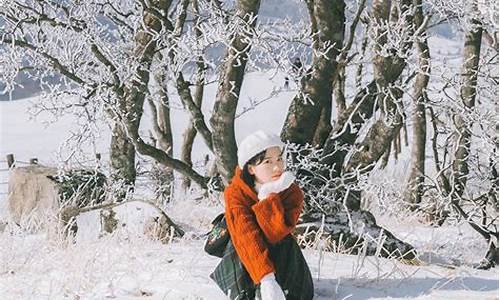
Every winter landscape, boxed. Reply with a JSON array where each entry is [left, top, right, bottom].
[[0, 0, 499, 299]]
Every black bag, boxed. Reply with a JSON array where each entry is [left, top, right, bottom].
[[267, 235, 314, 300], [204, 213, 230, 258], [210, 235, 314, 300], [210, 239, 256, 299]]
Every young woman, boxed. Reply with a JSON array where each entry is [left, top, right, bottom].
[[211, 130, 314, 300]]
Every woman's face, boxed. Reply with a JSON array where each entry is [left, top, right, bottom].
[[248, 146, 285, 184]]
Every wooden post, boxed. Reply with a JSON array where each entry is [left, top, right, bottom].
[[95, 153, 102, 169], [6, 154, 14, 168], [30, 158, 38, 165]]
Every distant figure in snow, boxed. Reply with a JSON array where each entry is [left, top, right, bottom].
[[210, 131, 314, 300], [284, 57, 304, 89]]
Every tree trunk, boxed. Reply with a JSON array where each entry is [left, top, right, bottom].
[[297, 0, 418, 257], [120, 4, 209, 189], [150, 69, 174, 204], [321, 0, 413, 179], [346, 100, 403, 173], [312, 104, 333, 147], [452, 18, 482, 198], [180, 63, 205, 189], [312, 64, 346, 147], [281, 0, 345, 145], [112, 3, 164, 200], [210, 0, 261, 183], [404, 0, 429, 207], [334, 66, 346, 118], [181, 126, 196, 190], [110, 122, 136, 201], [116, 2, 208, 189], [320, 81, 378, 177], [445, 4, 496, 268], [297, 210, 415, 260], [181, 0, 206, 190], [346, 0, 413, 172]]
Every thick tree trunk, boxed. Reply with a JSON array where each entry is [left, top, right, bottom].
[[110, 123, 136, 201], [297, 210, 415, 260], [150, 70, 174, 203], [312, 65, 346, 147], [320, 81, 378, 177], [297, 0, 418, 258], [312, 104, 333, 147], [347, 0, 412, 174], [334, 66, 346, 118], [113, 3, 164, 200], [281, 0, 345, 145], [404, 0, 429, 207], [346, 99, 404, 173], [321, 0, 413, 178], [210, 0, 261, 182], [108, 5, 167, 200]]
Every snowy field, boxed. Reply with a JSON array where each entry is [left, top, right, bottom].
[[0, 36, 498, 299], [0, 225, 498, 300]]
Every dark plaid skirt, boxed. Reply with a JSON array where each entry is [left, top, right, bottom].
[[210, 235, 314, 300]]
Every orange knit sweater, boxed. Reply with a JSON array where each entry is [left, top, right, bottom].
[[224, 167, 304, 284]]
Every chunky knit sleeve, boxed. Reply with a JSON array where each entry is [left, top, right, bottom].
[[251, 183, 304, 244], [224, 186, 275, 284]]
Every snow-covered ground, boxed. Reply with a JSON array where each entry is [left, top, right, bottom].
[[0, 215, 498, 300], [0, 36, 498, 299]]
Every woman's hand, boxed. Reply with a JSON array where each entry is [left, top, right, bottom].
[[258, 171, 296, 200], [259, 273, 286, 300]]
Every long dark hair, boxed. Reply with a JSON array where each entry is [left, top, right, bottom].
[[241, 150, 267, 187]]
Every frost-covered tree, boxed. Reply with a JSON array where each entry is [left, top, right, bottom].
[[278, 0, 420, 259], [0, 0, 253, 198], [0, 0, 202, 200], [421, 0, 499, 268], [1, 0, 498, 267], [280, 0, 498, 266]]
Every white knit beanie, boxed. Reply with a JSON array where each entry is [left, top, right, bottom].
[[237, 130, 285, 169]]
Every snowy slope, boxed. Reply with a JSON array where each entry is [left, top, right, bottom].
[[0, 225, 497, 300]]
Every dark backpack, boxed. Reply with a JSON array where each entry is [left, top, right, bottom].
[[204, 213, 230, 258]]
